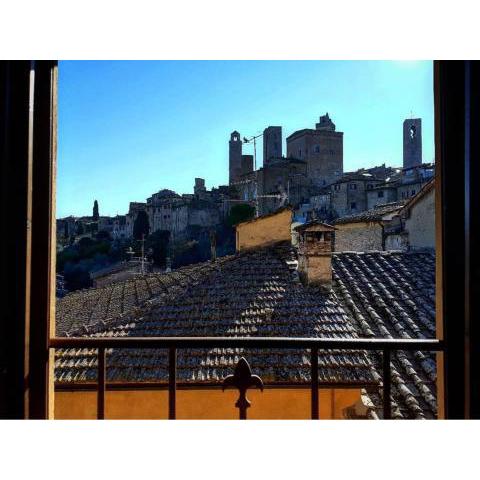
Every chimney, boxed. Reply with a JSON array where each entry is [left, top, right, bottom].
[[294, 221, 335, 290]]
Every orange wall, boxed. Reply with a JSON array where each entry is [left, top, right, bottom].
[[55, 387, 361, 420], [236, 209, 292, 252]]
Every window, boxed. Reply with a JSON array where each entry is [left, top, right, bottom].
[[334, 184, 341, 191], [350, 202, 356, 210], [314, 145, 320, 153], [367, 184, 373, 190], [349, 183, 357, 190], [410, 124, 416, 139], [412, 189, 416, 196], [298, 149, 302, 157], [378, 191, 384, 198]]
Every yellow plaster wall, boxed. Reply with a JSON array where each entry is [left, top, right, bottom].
[[236, 209, 292, 252], [55, 387, 361, 420]]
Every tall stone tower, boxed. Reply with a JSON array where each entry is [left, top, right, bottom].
[[403, 118, 422, 168], [263, 126, 282, 166], [286, 113, 343, 186], [229, 131, 242, 184]]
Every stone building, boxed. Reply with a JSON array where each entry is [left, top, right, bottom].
[[263, 126, 282, 166], [330, 172, 384, 218], [334, 178, 435, 252], [334, 201, 405, 252], [366, 183, 400, 210], [232, 156, 313, 217], [112, 215, 128, 239], [56, 216, 77, 240], [241, 154, 254, 175], [403, 118, 422, 168], [367, 163, 434, 210], [193, 177, 206, 197], [286, 113, 343, 187], [398, 178, 435, 251], [145, 182, 228, 241]]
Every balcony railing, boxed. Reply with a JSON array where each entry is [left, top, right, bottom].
[[49, 336, 444, 420]]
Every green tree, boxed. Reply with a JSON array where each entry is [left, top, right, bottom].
[[146, 230, 170, 266], [133, 210, 150, 240], [226, 204, 255, 227], [93, 200, 99, 221]]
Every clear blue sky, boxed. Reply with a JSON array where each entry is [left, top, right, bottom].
[[57, 60, 434, 218]]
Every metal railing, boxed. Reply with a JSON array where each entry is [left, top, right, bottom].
[[49, 336, 444, 420]]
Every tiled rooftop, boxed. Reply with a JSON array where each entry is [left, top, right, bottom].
[[55, 243, 375, 386], [55, 243, 437, 419], [334, 251, 437, 419], [334, 201, 406, 225]]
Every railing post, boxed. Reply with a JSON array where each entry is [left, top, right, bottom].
[[311, 347, 319, 419], [382, 349, 391, 420], [97, 347, 106, 420], [168, 347, 176, 420]]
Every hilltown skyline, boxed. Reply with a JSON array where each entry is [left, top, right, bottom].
[[57, 61, 434, 218]]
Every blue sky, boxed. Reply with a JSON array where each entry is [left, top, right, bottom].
[[57, 60, 434, 218]]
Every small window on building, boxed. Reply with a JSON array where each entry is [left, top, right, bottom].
[[378, 191, 384, 198], [334, 184, 340, 191], [314, 145, 320, 153], [298, 149, 302, 157], [349, 183, 357, 190], [367, 184, 372, 190], [350, 202, 356, 210], [412, 189, 416, 196]]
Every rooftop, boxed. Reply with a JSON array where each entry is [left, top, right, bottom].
[[56, 243, 437, 419], [334, 201, 406, 225]]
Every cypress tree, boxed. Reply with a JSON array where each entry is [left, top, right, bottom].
[[93, 200, 99, 221]]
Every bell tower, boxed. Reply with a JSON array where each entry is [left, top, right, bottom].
[[229, 131, 242, 184], [403, 118, 422, 168]]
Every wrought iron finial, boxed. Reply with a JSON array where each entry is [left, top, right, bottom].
[[222, 357, 264, 420]]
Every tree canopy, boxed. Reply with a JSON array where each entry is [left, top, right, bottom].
[[133, 210, 150, 240], [226, 204, 255, 227]]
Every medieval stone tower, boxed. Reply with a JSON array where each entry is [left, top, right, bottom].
[[286, 113, 343, 187], [229, 131, 242, 184], [403, 118, 422, 168], [263, 126, 282, 166]]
